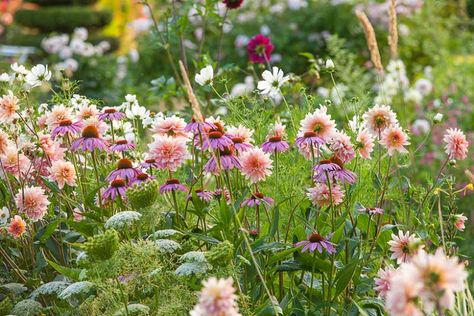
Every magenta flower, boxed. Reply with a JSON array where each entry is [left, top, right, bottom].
[[360, 207, 384, 215], [187, 189, 214, 203], [247, 34, 274, 64], [295, 131, 325, 148], [129, 172, 154, 186], [160, 178, 187, 194], [102, 178, 128, 201], [202, 130, 233, 151], [140, 158, 160, 170], [98, 108, 125, 121], [262, 136, 290, 153], [295, 232, 336, 254], [241, 192, 274, 208], [71, 125, 109, 152], [204, 146, 241, 174], [106, 158, 140, 182], [223, 0, 244, 9], [313, 157, 357, 184], [51, 119, 83, 139], [230, 136, 253, 152], [184, 117, 216, 134], [110, 139, 136, 152]]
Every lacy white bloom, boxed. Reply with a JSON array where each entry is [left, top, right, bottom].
[[30, 281, 70, 299], [148, 229, 182, 239], [155, 239, 181, 253], [180, 251, 207, 263], [25, 64, 52, 88], [104, 211, 142, 230], [175, 262, 210, 276], [257, 67, 289, 97], [195, 65, 214, 86], [190, 277, 241, 316], [58, 281, 94, 300]]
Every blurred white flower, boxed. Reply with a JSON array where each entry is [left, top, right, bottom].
[[0, 207, 10, 225], [288, 0, 308, 10], [405, 88, 422, 105], [325, 58, 335, 70], [26, 65, 52, 87], [230, 76, 254, 98], [257, 67, 289, 97], [412, 119, 430, 135], [0, 73, 10, 82], [433, 113, 443, 123], [195, 65, 214, 86], [414, 78, 432, 96], [11, 63, 28, 75]]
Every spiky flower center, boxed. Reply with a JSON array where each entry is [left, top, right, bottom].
[[104, 108, 117, 114], [232, 137, 244, 143], [111, 179, 126, 187], [117, 158, 133, 170], [82, 125, 99, 138], [166, 178, 180, 185], [137, 173, 149, 181], [116, 139, 128, 145], [309, 232, 324, 243], [59, 119, 72, 126], [209, 131, 223, 139], [304, 131, 317, 138], [269, 136, 282, 142]]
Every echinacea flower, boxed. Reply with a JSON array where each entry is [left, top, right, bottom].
[[106, 158, 140, 182], [262, 122, 290, 153], [204, 146, 241, 174], [0, 91, 19, 122], [313, 156, 357, 184], [140, 158, 160, 170], [71, 125, 109, 152], [363, 104, 398, 135], [15, 186, 50, 221], [247, 34, 274, 64], [185, 117, 216, 134], [356, 129, 375, 159], [453, 213, 468, 231], [48, 160, 77, 189], [195, 65, 214, 86], [226, 125, 254, 153], [295, 232, 336, 254], [188, 189, 214, 203], [222, 0, 244, 9], [110, 139, 136, 152], [388, 231, 423, 264], [307, 183, 344, 207], [45, 104, 73, 130], [7, 215, 26, 238], [380, 125, 410, 156], [374, 265, 394, 298], [201, 129, 233, 151], [159, 178, 187, 194], [51, 119, 83, 139], [129, 172, 154, 186], [239, 147, 272, 183], [257, 67, 289, 97], [190, 277, 241, 316], [98, 107, 125, 121], [147, 135, 189, 171], [443, 128, 469, 160], [102, 178, 128, 202], [241, 192, 274, 208]]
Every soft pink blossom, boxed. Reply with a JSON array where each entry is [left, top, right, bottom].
[[239, 147, 273, 183], [307, 183, 344, 207], [147, 135, 189, 171], [299, 106, 336, 142], [152, 115, 190, 139], [388, 230, 423, 264], [190, 277, 241, 316], [0, 91, 19, 122], [374, 266, 394, 298], [380, 125, 410, 155], [329, 130, 355, 162], [15, 186, 50, 221], [48, 160, 77, 189], [443, 128, 469, 160], [363, 104, 398, 135], [386, 267, 423, 316], [7, 215, 26, 238], [356, 129, 375, 159]]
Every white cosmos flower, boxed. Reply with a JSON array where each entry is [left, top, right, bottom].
[[25, 64, 52, 87], [125, 103, 149, 120], [257, 67, 289, 97], [0, 207, 10, 226], [195, 65, 214, 86], [0, 73, 10, 82], [11, 63, 28, 75]]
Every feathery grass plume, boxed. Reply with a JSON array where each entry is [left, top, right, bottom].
[[179, 60, 204, 122], [355, 10, 384, 74], [388, 0, 398, 60]]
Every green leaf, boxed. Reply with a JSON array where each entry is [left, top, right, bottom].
[[41, 176, 60, 193], [35, 220, 59, 243], [45, 259, 84, 281], [334, 259, 359, 299]]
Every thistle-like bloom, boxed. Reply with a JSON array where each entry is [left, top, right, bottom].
[[190, 277, 241, 316], [71, 125, 109, 152], [102, 178, 128, 201], [363, 104, 398, 135], [380, 125, 410, 156], [98, 107, 125, 121], [313, 156, 357, 184], [299, 106, 336, 142], [241, 192, 274, 208], [257, 67, 289, 97], [51, 119, 83, 139], [195, 65, 214, 86], [443, 128, 469, 160], [147, 135, 189, 171], [295, 232, 336, 254], [374, 266, 394, 298], [356, 129, 375, 159], [159, 178, 187, 194], [385, 267, 423, 316], [106, 158, 140, 182], [110, 139, 136, 152], [247, 34, 274, 64], [204, 146, 241, 174], [239, 147, 272, 183], [262, 122, 290, 153], [226, 125, 254, 153], [454, 213, 468, 231], [0, 91, 19, 122], [329, 130, 355, 163], [388, 231, 423, 264], [7, 215, 26, 238], [307, 183, 344, 207], [48, 160, 77, 189], [152, 115, 190, 139], [15, 186, 50, 221]]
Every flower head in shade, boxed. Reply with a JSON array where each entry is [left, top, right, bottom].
[[226, 125, 254, 153], [103, 178, 128, 202], [71, 125, 109, 152], [385, 267, 423, 316], [295, 232, 336, 254], [443, 128, 469, 160], [204, 146, 241, 174], [239, 147, 272, 183], [307, 183, 344, 207], [388, 230, 424, 264], [98, 107, 125, 121], [39, 133, 66, 161], [159, 178, 187, 194], [356, 129, 375, 159], [190, 277, 241, 316], [0, 91, 19, 122], [453, 213, 468, 231], [15, 186, 50, 221], [363, 104, 398, 135], [129, 172, 154, 186], [257, 67, 289, 97], [241, 192, 274, 208], [147, 135, 189, 171], [7, 215, 26, 238], [380, 125, 410, 156], [51, 119, 83, 139], [110, 139, 136, 152], [1, 146, 31, 178], [0, 130, 9, 155], [247, 34, 274, 64], [48, 160, 76, 189], [222, 0, 244, 9], [313, 156, 357, 184], [329, 130, 355, 163], [374, 265, 394, 298], [106, 158, 140, 182], [262, 122, 290, 153], [195, 65, 214, 86], [299, 106, 336, 141], [188, 189, 214, 203], [152, 115, 190, 139]]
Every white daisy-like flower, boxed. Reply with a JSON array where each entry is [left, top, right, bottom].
[[25, 64, 52, 88], [257, 67, 289, 97], [155, 239, 181, 253], [104, 211, 142, 230], [11, 63, 28, 76], [58, 281, 95, 300], [125, 103, 149, 120], [30, 281, 70, 299], [195, 65, 214, 86], [0, 206, 10, 226]]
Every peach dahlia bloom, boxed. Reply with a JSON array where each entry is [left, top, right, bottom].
[[0, 146, 31, 178], [443, 128, 469, 160], [48, 160, 77, 189], [7, 215, 26, 238], [299, 106, 336, 142], [329, 130, 355, 163], [239, 147, 273, 183], [386, 267, 423, 316], [307, 183, 344, 207], [152, 115, 190, 139], [363, 104, 398, 135], [45, 104, 73, 130], [147, 134, 189, 171], [380, 125, 410, 156], [356, 129, 375, 159], [190, 277, 241, 316], [15, 186, 50, 221], [374, 265, 394, 298], [388, 230, 423, 264], [0, 130, 10, 155], [0, 91, 19, 122]]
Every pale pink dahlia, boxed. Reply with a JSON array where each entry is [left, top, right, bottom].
[[454, 213, 468, 231], [388, 230, 423, 264], [48, 160, 77, 189], [443, 128, 469, 160], [0, 91, 19, 122], [7, 215, 26, 238], [38, 133, 66, 161], [380, 125, 410, 156], [356, 129, 375, 159], [307, 183, 344, 207], [1, 146, 31, 178], [374, 265, 394, 298], [15, 186, 50, 221], [190, 277, 241, 316], [147, 135, 189, 171], [0, 130, 10, 155], [386, 267, 423, 316], [299, 106, 336, 142], [45, 104, 73, 130], [152, 115, 190, 139], [239, 147, 273, 183], [329, 130, 355, 163], [363, 104, 398, 135]]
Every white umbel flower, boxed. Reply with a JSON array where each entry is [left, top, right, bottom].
[[195, 65, 214, 86], [148, 229, 182, 239], [104, 211, 142, 230], [155, 239, 181, 253], [58, 281, 94, 300], [30, 281, 70, 299], [175, 262, 210, 276], [257, 67, 289, 97], [26, 64, 52, 88]]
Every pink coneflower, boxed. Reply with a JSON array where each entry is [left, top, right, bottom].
[[360, 207, 384, 215], [409, 249, 467, 312], [241, 192, 274, 208], [159, 178, 187, 194], [454, 213, 468, 231], [204, 146, 241, 174], [222, 0, 244, 9], [185, 116, 216, 134], [380, 125, 410, 156], [262, 122, 290, 153], [140, 158, 160, 170], [190, 277, 241, 316], [443, 128, 469, 160], [0, 130, 9, 155], [98, 107, 125, 121], [295, 232, 336, 254], [386, 267, 423, 316], [51, 119, 83, 139], [307, 183, 344, 207], [388, 231, 423, 264], [201, 124, 233, 151], [226, 125, 254, 153], [45, 104, 73, 130], [363, 104, 398, 135], [374, 265, 394, 298], [1, 146, 31, 178], [356, 129, 375, 159], [0, 91, 19, 122], [102, 178, 127, 201], [71, 125, 109, 152], [7, 215, 26, 238], [83, 117, 108, 136], [110, 139, 136, 152], [15, 186, 50, 221], [188, 189, 214, 203], [147, 135, 189, 171], [106, 158, 140, 182], [213, 188, 231, 204], [48, 160, 77, 189], [295, 131, 325, 149], [247, 34, 274, 64], [239, 147, 272, 183], [153, 115, 190, 139], [313, 156, 357, 184], [38, 133, 65, 161], [129, 172, 154, 186]]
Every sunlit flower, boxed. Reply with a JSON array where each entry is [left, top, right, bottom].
[[313, 156, 357, 184], [98, 107, 125, 121], [25, 64, 52, 87], [453, 213, 468, 231], [147, 135, 189, 171], [106, 158, 140, 182], [295, 232, 336, 254], [239, 147, 272, 183], [386, 267, 423, 316], [0, 91, 19, 122], [190, 277, 241, 316], [129, 172, 154, 186], [188, 189, 214, 203], [51, 119, 83, 139], [298, 106, 336, 142], [15, 186, 50, 221], [356, 129, 375, 159], [71, 125, 109, 152], [329, 130, 355, 163], [262, 121, 290, 153], [443, 128, 469, 160], [1, 146, 31, 178], [0, 130, 10, 155], [363, 104, 398, 135], [153, 115, 190, 139], [307, 183, 344, 207], [195, 65, 214, 86], [110, 139, 136, 152], [0, 206, 10, 226], [48, 160, 77, 189], [45, 104, 73, 130], [247, 34, 274, 64], [204, 146, 241, 174], [226, 125, 254, 153], [102, 178, 128, 202], [7, 215, 26, 238], [388, 230, 423, 264], [257, 67, 289, 97], [39, 133, 66, 161], [380, 125, 410, 156], [374, 265, 394, 298]]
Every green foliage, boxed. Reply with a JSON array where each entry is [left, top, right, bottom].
[[26, 0, 99, 5], [0, 297, 13, 316], [206, 240, 234, 266], [126, 181, 160, 211], [83, 230, 120, 261]]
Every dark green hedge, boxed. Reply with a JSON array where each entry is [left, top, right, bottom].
[[14, 7, 112, 32], [25, 0, 98, 5]]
